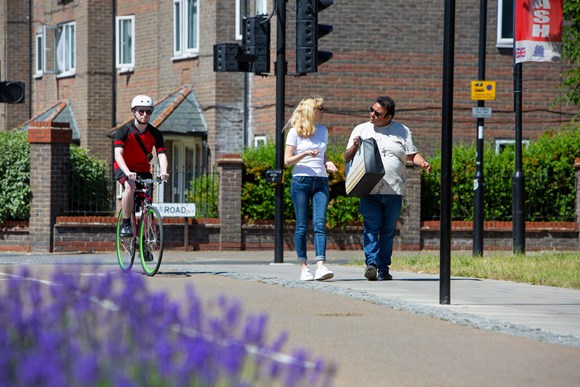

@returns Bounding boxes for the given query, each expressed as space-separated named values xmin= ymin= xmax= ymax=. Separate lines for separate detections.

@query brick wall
xmin=250 ymin=0 xmax=577 ymax=159
xmin=217 ymin=155 xmax=244 ymax=250
xmin=27 ymin=122 xmax=72 ymax=252
xmin=0 ymin=0 xmax=31 ymax=131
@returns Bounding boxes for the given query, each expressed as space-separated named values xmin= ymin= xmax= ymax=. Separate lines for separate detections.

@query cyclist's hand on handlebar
xmin=159 ymin=173 xmax=169 ymax=182
xmin=127 ymin=172 xmax=137 ymax=180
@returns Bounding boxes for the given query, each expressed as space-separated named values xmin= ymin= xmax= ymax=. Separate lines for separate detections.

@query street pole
xmin=473 ymin=0 xmax=487 ymax=257
xmin=440 ymin=0 xmax=455 ymax=305
xmin=513 ymin=62 xmax=525 ymax=254
xmin=274 ymin=0 xmax=287 ymax=263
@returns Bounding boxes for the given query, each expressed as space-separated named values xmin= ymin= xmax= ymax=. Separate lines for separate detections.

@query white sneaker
xmin=314 ymin=265 xmax=334 ymax=281
xmin=300 ymin=267 xmax=314 ymax=281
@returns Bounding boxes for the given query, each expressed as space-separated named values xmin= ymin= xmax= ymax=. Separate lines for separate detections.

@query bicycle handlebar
xmin=135 ymin=176 xmax=165 ymax=185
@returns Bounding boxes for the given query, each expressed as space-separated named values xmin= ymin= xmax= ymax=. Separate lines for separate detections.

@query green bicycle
xmin=115 ymin=177 xmax=164 ymax=276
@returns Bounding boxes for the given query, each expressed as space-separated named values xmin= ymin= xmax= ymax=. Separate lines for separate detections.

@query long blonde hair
xmin=285 ymin=96 xmax=323 ymax=138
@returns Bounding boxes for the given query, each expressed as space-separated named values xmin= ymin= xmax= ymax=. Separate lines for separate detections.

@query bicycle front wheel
xmin=116 ymin=210 xmax=136 ymax=272
xmin=139 ymin=206 xmax=164 ymax=276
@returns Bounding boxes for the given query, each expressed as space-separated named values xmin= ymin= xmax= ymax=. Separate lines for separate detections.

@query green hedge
xmin=421 ymin=125 xmax=580 ymax=221
xmin=0 ymin=131 xmax=112 ymax=221
xmin=0 ymin=131 xmax=30 ymax=222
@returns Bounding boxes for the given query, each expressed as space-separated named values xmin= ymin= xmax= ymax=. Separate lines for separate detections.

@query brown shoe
xmin=364 ymin=264 xmax=377 ymax=281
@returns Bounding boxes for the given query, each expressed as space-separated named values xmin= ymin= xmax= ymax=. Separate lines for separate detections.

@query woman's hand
xmin=325 ymin=161 xmax=338 ymax=173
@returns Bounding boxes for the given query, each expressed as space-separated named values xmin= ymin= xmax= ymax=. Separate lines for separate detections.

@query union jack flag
xmin=515 ymin=47 xmax=526 ymax=58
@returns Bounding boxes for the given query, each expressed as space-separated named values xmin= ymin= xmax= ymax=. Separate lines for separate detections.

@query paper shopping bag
xmin=345 ymin=137 xmax=385 ymax=197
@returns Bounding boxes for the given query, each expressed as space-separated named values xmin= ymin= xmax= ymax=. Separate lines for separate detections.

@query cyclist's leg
xmin=115 ymin=169 xmax=137 ymax=223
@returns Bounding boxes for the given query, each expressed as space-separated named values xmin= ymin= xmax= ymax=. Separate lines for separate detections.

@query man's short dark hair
xmin=375 ymin=96 xmax=396 ymax=118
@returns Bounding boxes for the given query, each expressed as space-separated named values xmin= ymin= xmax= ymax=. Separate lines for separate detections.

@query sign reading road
xmin=153 ymin=203 xmax=196 ymax=217
xmin=471 ymin=81 xmax=496 ymax=100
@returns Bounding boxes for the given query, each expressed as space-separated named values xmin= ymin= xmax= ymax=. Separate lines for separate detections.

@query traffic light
xmin=213 ymin=43 xmax=241 ymax=72
xmin=243 ymin=15 xmax=270 ymax=74
xmin=0 ymin=81 xmax=25 ymax=103
xmin=296 ymin=0 xmax=333 ymax=74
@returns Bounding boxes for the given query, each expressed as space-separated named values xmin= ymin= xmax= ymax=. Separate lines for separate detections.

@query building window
xmin=173 ymin=0 xmax=199 ymax=58
xmin=254 ymin=135 xmax=267 ymax=147
xmin=116 ymin=16 xmax=135 ymax=72
xmin=256 ymin=0 xmax=268 ymax=14
xmin=497 ymin=0 xmax=514 ymax=48
xmin=35 ymin=33 xmax=43 ymax=77
xmin=236 ymin=0 xmax=269 ymax=40
xmin=495 ymin=138 xmax=529 ymax=154
xmin=56 ymin=21 xmax=76 ymax=76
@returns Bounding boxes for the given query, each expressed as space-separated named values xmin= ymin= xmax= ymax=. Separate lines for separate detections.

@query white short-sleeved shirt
xmin=286 ymin=125 xmax=329 ymax=177
xmin=346 ymin=120 xmax=418 ymax=195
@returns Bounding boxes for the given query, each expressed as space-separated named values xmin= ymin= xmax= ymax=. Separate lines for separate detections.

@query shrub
xmin=0 ymin=131 xmax=30 ymax=222
xmin=185 ymin=173 xmax=219 ymax=218
xmin=421 ymin=125 xmax=580 ymax=221
xmin=0 ymin=266 xmax=336 ymax=386
xmin=69 ymin=145 xmax=112 ymax=215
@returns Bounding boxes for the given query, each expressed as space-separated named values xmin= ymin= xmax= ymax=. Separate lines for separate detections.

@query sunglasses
xmin=136 ymin=109 xmax=153 ymax=115
xmin=369 ymin=107 xmax=385 ymax=118
xmin=316 ymin=107 xmax=325 ymax=112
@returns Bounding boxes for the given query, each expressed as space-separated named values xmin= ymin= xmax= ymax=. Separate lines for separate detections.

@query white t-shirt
xmin=346 ymin=120 xmax=418 ymax=195
xmin=286 ymin=125 xmax=329 ymax=177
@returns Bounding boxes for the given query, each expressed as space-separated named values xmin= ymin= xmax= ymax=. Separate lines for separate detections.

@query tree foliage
xmin=559 ymin=0 xmax=580 ymax=109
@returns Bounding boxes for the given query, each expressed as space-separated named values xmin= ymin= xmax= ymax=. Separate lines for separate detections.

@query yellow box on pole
xmin=471 ymin=81 xmax=496 ymax=100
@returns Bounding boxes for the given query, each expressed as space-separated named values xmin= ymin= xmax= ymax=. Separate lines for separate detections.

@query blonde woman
xmin=285 ymin=97 xmax=338 ymax=281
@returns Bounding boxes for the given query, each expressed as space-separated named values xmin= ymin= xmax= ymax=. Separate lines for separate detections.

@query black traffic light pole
xmin=513 ymin=62 xmax=525 ymax=254
xmin=473 ymin=0 xmax=487 ymax=257
xmin=273 ymin=0 xmax=287 ymax=263
xmin=440 ymin=0 xmax=456 ymax=305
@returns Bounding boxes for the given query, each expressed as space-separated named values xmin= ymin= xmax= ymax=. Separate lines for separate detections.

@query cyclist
xmin=114 ymin=95 xmax=169 ymax=237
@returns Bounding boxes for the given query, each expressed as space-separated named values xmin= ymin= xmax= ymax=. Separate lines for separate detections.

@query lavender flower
xmin=0 ymin=265 xmax=336 ymax=386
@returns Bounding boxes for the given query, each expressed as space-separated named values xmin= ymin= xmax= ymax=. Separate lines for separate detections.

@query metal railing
xmin=67 ymin=170 xmax=219 ymax=218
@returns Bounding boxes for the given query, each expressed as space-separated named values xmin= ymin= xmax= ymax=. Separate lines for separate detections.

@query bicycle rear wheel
xmin=116 ymin=210 xmax=136 ymax=272
xmin=139 ymin=206 xmax=164 ymax=276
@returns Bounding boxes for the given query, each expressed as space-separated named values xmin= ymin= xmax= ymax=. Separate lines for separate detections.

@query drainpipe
xmin=111 ymin=0 xmax=117 ymax=211
xmin=28 ymin=0 xmax=33 ymax=118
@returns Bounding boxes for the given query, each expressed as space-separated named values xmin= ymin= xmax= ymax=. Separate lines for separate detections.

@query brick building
xmin=1 ymin=0 xmax=577 ymax=198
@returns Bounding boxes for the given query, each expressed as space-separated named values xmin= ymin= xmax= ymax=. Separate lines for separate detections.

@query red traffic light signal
xmin=0 ymin=81 xmax=25 ymax=104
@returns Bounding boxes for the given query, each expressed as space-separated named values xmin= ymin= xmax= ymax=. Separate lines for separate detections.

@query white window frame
xmin=35 ymin=33 xmax=43 ymax=78
xmin=256 ymin=0 xmax=268 ymax=15
xmin=116 ymin=15 xmax=135 ymax=72
xmin=495 ymin=139 xmax=530 ymax=154
xmin=41 ymin=25 xmax=57 ymax=74
xmin=236 ymin=0 xmax=243 ymax=40
xmin=497 ymin=0 xmax=514 ymax=48
xmin=173 ymin=0 xmax=199 ymax=59
xmin=254 ymin=135 xmax=267 ymax=147
xmin=56 ymin=21 xmax=76 ymax=77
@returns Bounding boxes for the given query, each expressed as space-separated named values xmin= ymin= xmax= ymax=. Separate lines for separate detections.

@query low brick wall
xmin=0 ymin=221 xmax=30 ymax=252
xmin=2 ymin=219 xmax=578 ymax=253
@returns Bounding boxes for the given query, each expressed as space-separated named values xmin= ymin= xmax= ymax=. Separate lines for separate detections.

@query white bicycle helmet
xmin=131 ymin=95 xmax=154 ymax=109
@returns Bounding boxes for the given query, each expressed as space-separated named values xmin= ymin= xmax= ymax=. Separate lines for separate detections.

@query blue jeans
xmin=290 ymin=176 xmax=329 ymax=263
xmin=359 ymin=194 xmax=403 ymax=272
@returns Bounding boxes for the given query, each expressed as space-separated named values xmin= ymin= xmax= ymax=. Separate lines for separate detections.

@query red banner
xmin=514 ymin=0 xmax=563 ymax=63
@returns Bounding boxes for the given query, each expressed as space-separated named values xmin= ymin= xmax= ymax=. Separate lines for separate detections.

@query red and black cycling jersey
xmin=113 ymin=122 xmax=166 ymax=174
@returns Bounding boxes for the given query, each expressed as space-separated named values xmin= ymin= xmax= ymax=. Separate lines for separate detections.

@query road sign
xmin=472 ymin=107 xmax=492 ymax=118
xmin=471 ymin=81 xmax=496 ymax=100
xmin=153 ymin=203 xmax=196 ymax=217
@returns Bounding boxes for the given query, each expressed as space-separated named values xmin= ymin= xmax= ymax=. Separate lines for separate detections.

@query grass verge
xmin=349 ymin=252 xmax=580 ymax=290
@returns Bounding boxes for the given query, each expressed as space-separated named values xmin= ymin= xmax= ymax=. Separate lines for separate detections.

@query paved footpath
xmin=1 ymin=250 xmax=580 ymax=386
